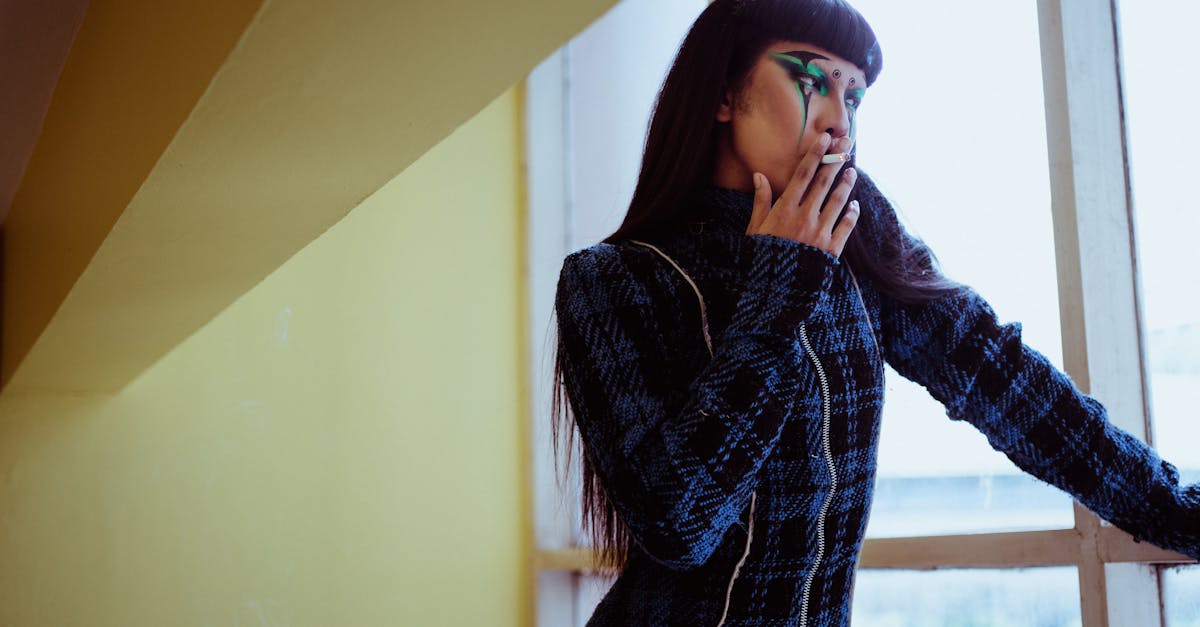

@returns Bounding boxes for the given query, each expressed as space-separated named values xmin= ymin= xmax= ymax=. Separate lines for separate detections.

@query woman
xmin=551 ymin=0 xmax=1200 ymax=624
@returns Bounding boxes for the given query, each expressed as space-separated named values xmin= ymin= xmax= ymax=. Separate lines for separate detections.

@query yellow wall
xmin=0 ymin=86 xmax=529 ymax=626
xmin=2 ymin=0 xmax=618 ymax=395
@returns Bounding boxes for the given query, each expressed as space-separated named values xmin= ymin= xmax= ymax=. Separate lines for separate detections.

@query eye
xmin=845 ymin=90 xmax=866 ymax=110
xmin=787 ymin=70 xmax=818 ymax=90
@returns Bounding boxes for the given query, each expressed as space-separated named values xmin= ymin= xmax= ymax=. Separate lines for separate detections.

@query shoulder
xmin=556 ymin=239 xmax=682 ymax=319
xmin=562 ymin=239 xmax=663 ymax=272
xmin=559 ymin=240 xmax=667 ymax=292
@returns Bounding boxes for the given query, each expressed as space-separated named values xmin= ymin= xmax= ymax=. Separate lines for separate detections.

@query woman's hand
xmin=745 ymin=132 xmax=860 ymax=258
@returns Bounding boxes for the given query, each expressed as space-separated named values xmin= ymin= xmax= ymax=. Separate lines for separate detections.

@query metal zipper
xmin=796 ymin=323 xmax=838 ymax=627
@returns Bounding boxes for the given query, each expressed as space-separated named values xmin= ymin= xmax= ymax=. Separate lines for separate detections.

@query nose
xmin=813 ymin=98 xmax=852 ymax=141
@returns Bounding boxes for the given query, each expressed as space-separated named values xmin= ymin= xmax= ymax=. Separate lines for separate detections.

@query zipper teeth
xmin=796 ymin=323 xmax=838 ymax=627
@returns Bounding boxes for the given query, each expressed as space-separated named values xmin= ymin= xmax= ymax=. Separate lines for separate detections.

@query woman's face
xmin=713 ymin=40 xmax=867 ymax=194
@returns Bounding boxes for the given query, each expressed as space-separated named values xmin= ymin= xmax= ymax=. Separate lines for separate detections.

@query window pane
xmin=849 ymin=0 xmax=1075 ymax=537
xmin=575 ymin=574 xmax=617 ymax=627
xmin=1164 ymin=565 xmax=1200 ymax=627
xmin=1118 ymin=0 xmax=1200 ymax=491
xmin=568 ymin=0 xmax=708 ymax=250
xmin=852 ymin=567 xmax=1082 ymax=626
xmin=869 ymin=474 xmax=1075 ymax=538
xmin=536 ymin=571 xmax=575 ymax=627
xmin=1117 ymin=5 xmax=1200 ymax=618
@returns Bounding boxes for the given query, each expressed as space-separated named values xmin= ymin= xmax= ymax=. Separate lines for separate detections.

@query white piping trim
xmin=716 ymin=492 xmax=756 ymax=627
xmin=627 ymin=239 xmax=757 ymax=626
xmin=628 ymin=239 xmax=714 ymax=356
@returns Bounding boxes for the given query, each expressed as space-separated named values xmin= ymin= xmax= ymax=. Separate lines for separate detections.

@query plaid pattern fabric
xmin=553 ymin=175 xmax=1200 ymax=626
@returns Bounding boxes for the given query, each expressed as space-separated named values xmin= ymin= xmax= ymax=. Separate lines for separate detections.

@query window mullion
xmin=1075 ymin=503 xmax=1113 ymax=626
xmin=1037 ymin=0 xmax=1162 ymax=624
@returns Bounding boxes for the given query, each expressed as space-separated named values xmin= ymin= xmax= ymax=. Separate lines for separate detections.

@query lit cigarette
xmin=821 ymin=153 xmax=851 ymax=164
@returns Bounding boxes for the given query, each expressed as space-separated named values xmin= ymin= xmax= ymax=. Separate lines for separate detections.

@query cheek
xmin=761 ymin=90 xmax=810 ymax=186
xmin=731 ymin=120 xmax=795 ymax=187
xmin=761 ymin=85 xmax=808 ymax=139
xmin=738 ymin=89 xmax=806 ymax=155
xmin=725 ymin=80 xmax=811 ymax=191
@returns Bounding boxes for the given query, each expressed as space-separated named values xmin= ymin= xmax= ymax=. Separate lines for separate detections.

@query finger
xmin=747 ymin=172 xmax=772 ymax=234
xmin=830 ymin=200 xmax=861 ymax=257
xmin=776 ymin=132 xmax=831 ymax=212
xmin=800 ymin=136 xmax=855 ymax=214
xmin=817 ymin=167 xmax=857 ymax=234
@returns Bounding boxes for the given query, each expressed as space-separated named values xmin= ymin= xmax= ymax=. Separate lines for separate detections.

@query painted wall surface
xmin=0 ymin=86 xmax=528 ymax=626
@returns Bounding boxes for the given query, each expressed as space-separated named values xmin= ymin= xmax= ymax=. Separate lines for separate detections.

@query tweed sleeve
xmin=555 ymin=236 xmax=837 ymax=569
xmin=874 ymin=232 xmax=1200 ymax=561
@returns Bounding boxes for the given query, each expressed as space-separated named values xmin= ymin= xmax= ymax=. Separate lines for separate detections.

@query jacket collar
xmin=689 ymin=186 xmax=755 ymax=236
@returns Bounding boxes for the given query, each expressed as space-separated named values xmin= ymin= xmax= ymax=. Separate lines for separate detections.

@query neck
xmin=710 ymin=129 xmax=755 ymax=192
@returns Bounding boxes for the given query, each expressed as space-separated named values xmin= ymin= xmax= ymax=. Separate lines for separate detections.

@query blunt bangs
xmin=737 ymin=0 xmax=883 ymax=86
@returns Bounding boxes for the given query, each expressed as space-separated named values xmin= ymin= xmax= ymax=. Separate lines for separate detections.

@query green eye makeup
xmin=771 ymin=51 xmax=826 ymax=139
xmin=770 ymin=51 xmax=830 ymax=96
xmin=770 ymin=50 xmax=865 ymax=142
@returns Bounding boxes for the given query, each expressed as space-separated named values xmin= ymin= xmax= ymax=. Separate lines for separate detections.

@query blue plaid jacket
xmin=553 ymin=177 xmax=1200 ymax=626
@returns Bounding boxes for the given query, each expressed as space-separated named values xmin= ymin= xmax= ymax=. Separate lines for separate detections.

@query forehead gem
xmin=832 ymin=69 xmax=842 ymax=79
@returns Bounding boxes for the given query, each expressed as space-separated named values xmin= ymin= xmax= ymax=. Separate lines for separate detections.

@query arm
xmin=867 ymin=190 xmax=1200 ymax=561
xmin=554 ymin=234 xmax=836 ymax=568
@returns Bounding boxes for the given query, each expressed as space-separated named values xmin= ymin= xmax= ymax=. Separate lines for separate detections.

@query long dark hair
xmin=552 ymin=0 xmax=964 ymax=571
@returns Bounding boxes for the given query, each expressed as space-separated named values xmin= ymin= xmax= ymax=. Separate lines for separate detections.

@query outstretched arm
xmin=864 ymin=186 xmax=1200 ymax=561
xmin=555 ymin=234 xmax=835 ymax=568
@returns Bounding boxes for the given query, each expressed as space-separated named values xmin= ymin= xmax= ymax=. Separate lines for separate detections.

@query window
xmin=1118 ymin=2 xmax=1200 ymax=622
xmin=524 ymin=0 xmax=1199 ymax=624
xmin=852 ymin=567 xmax=1082 ymax=625
xmin=849 ymin=0 xmax=1075 ymax=540
xmin=1118 ymin=0 xmax=1200 ymax=521
xmin=1164 ymin=565 xmax=1200 ymax=626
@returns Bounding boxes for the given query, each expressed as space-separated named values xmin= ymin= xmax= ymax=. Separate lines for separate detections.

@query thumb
xmin=747 ymin=172 xmax=771 ymax=235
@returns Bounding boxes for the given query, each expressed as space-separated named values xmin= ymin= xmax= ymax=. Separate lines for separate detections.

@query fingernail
xmin=850 ymin=200 xmax=860 ymax=211
xmin=821 ymin=132 xmax=832 ymax=146
xmin=753 ymin=173 xmax=762 ymax=189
